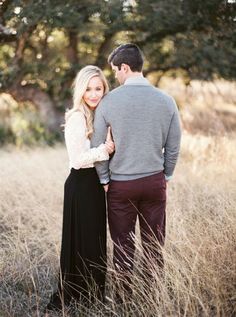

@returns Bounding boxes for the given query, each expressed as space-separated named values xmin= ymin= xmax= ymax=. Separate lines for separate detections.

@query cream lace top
xmin=64 ymin=111 xmax=109 ymax=169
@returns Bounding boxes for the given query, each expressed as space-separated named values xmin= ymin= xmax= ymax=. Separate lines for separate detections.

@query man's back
xmin=93 ymin=80 xmax=181 ymax=181
xmin=93 ymin=43 xmax=182 ymax=293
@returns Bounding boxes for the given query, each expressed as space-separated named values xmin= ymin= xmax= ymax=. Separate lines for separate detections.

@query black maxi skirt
xmin=53 ymin=167 xmax=107 ymax=305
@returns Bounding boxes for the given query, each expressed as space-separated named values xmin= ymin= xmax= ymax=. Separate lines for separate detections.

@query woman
xmin=46 ymin=66 xmax=114 ymax=311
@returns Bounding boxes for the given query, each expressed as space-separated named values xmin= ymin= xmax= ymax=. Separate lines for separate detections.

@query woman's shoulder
xmin=65 ymin=111 xmax=86 ymax=132
xmin=67 ymin=110 xmax=85 ymax=124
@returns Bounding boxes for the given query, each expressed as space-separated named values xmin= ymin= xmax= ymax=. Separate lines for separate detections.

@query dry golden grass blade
xmin=0 ymin=133 xmax=235 ymax=316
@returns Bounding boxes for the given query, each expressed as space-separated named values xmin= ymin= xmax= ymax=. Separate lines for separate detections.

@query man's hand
xmin=103 ymin=184 xmax=109 ymax=192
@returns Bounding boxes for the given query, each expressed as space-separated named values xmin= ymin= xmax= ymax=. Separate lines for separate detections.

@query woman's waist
xmin=70 ymin=167 xmax=96 ymax=175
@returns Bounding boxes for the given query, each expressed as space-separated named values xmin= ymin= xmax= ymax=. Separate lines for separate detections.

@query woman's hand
xmin=105 ymin=127 xmax=115 ymax=154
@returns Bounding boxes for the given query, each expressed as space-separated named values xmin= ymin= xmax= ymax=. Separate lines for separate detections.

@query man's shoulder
xmin=99 ymin=86 xmax=125 ymax=107
xmin=152 ymin=86 xmax=173 ymax=101
xmin=151 ymin=87 xmax=177 ymax=109
xmin=105 ymin=85 xmax=125 ymax=98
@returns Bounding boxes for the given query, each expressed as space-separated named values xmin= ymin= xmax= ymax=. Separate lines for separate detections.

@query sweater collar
xmin=124 ymin=76 xmax=150 ymax=86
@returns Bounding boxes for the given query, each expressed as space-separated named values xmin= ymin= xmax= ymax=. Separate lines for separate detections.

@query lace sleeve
xmin=65 ymin=112 xmax=109 ymax=169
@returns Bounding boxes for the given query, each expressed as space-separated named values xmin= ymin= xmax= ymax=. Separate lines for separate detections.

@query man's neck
xmin=126 ymin=72 xmax=143 ymax=79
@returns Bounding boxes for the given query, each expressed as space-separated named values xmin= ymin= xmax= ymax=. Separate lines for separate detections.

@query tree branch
xmin=0 ymin=0 xmax=17 ymax=42
xmin=96 ymin=31 xmax=114 ymax=69
xmin=0 ymin=0 xmax=12 ymax=18
xmin=0 ymin=24 xmax=16 ymax=42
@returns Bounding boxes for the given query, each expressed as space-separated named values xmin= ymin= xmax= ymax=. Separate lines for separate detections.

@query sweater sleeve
xmin=163 ymin=99 xmax=182 ymax=177
xmin=65 ymin=112 xmax=109 ymax=169
xmin=91 ymin=102 xmax=110 ymax=184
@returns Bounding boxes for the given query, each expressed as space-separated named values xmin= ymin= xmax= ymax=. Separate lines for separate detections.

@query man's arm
xmin=91 ymin=102 xmax=110 ymax=184
xmin=163 ymin=100 xmax=182 ymax=178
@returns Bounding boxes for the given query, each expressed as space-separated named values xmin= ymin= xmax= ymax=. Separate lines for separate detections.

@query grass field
xmin=0 ymin=131 xmax=236 ymax=316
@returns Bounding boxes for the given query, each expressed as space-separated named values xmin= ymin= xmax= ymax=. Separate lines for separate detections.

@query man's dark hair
xmin=108 ymin=43 xmax=144 ymax=72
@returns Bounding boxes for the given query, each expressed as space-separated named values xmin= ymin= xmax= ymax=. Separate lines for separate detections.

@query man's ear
xmin=121 ymin=63 xmax=130 ymax=73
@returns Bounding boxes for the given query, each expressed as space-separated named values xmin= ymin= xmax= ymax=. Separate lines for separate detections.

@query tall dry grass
xmin=0 ymin=132 xmax=236 ymax=316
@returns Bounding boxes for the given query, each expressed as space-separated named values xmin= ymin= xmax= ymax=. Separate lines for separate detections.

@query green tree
xmin=0 ymin=0 xmax=235 ymax=140
xmin=130 ymin=0 xmax=236 ymax=80
xmin=0 ymin=0 xmax=128 ymax=132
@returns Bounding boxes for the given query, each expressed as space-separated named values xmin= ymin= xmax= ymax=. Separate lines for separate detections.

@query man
xmin=91 ymin=43 xmax=181 ymax=292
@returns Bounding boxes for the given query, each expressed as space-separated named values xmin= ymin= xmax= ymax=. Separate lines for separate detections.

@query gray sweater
xmin=91 ymin=77 xmax=181 ymax=183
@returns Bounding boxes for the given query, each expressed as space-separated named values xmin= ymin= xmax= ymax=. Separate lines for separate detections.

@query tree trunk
xmin=96 ymin=32 xmax=114 ymax=69
xmin=66 ymin=30 xmax=78 ymax=66
xmin=61 ymin=30 xmax=79 ymax=94
xmin=8 ymin=85 xmax=63 ymax=132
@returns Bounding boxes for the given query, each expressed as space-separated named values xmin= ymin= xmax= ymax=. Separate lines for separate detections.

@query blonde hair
xmin=65 ymin=65 xmax=109 ymax=138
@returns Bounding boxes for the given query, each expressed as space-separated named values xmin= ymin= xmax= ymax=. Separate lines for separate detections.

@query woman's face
xmin=83 ymin=76 xmax=105 ymax=110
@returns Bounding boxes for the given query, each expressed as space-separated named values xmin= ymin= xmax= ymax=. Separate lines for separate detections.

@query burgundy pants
xmin=107 ymin=172 xmax=166 ymax=282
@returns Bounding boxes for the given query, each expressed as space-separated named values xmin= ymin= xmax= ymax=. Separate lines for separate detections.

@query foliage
xmin=9 ymin=105 xmax=61 ymax=146
xmin=1 ymin=0 xmax=235 ymax=88
xmin=0 ymin=0 xmax=235 ymax=144
xmin=132 ymin=0 xmax=236 ymax=80
xmin=0 ymin=94 xmax=61 ymax=146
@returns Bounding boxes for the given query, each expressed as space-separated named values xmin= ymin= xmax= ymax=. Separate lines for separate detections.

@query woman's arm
xmin=65 ymin=112 xmax=109 ymax=169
